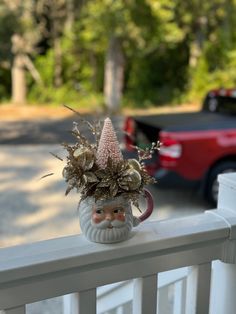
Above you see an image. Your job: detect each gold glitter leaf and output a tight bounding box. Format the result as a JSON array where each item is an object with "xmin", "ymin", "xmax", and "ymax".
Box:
[
  {"xmin": 82, "ymin": 174, "xmax": 88, "ymax": 184},
  {"xmin": 109, "ymin": 182, "xmax": 118, "ymax": 197},
  {"xmin": 97, "ymin": 180, "xmax": 110, "ymax": 188},
  {"xmin": 84, "ymin": 172, "xmax": 98, "ymax": 183},
  {"xmin": 95, "ymin": 170, "xmax": 107, "ymax": 178},
  {"xmin": 120, "ymin": 185, "xmax": 130, "ymax": 191},
  {"xmin": 65, "ymin": 185, "xmax": 73, "ymax": 196}
]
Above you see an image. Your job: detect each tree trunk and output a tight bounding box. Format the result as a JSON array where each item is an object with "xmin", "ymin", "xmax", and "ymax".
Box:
[
  {"xmin": 189, "ymin": 17, "xmax": 207, "ymax": 67},
  {"xmin": 54, "ymin": 36, "xmax": 63, "ymax": 87},
  {"xmin": 11, "ymin": 53, "xmax": 26, "ymax": 104},
  {"xmin": 65, "ymin": 0, "xmax": 75, "ymax": 31},
  {"xmin": 104, "ymin": 36, "xmax": 125, "ymax": 113},
  {"xmin": 189, "ymin": 39, "xmax": 202, "ymax": 68},
  {"xmin": 90, "ymin": 52, "xmax": 99, "ymax": 91}
]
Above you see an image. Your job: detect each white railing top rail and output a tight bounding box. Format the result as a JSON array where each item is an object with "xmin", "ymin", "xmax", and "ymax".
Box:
[
  {"xmin": 0, "ymin": 172, "xmax": 236, "ymax": 313},
  {"xmin": 0, "ymin": 211, "xmax": 229, "ymax": 309}
]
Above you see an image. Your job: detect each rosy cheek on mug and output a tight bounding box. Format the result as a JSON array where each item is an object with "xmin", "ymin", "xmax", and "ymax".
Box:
[
  {"xmin": 92, "ymin": 214, "xmax": 103, "ymax": 224},
  {"xmin": 115, "ymin": 213, "xmax": 126, "ymax": 222}
]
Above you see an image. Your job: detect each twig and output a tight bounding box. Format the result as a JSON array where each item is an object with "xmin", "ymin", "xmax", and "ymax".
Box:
[
  {"xmin": 39, "ymin": 173, "xmax": 54, "ymax": 180},
  {"xmin": 50, "ymin": 152, "xmax": 63, "ymax": 161}
]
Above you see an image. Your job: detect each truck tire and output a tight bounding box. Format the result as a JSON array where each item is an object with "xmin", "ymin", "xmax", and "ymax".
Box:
[{"xmin": 206, "ymin": 161, "xmax": 236, "ymax": 206}]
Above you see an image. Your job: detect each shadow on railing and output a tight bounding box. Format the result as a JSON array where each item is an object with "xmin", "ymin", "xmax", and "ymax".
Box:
[{"xmin": 1, "ymin": 173, "xmax": 236, "ymax": 314}]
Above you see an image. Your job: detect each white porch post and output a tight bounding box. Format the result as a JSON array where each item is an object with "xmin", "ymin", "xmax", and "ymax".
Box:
[{"xmin": 209, "ymin": 173, "xmax": 236, "ymax": 314}]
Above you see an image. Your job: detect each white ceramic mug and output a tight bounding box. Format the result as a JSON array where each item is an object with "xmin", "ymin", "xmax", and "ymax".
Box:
[{"xmin": 78, "ymin": 189, "xmax": 154, "ymax": 243}]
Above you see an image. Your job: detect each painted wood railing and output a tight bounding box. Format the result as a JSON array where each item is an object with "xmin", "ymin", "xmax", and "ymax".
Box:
[
  {"xmin": 1, "ymin": 173, "xmax": 236, "ymax": 314},
  {"xmin": 95, "ymin": 267, "xmax": 188, "ymax": 313}
]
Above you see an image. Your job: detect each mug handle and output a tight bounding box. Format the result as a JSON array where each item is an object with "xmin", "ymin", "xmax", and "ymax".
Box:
[{"xmin": 138, "ymin": 189, "xmax": 154, "ymax": 222}]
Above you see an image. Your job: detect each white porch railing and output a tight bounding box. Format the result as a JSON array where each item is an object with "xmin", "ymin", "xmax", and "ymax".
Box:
[
  {"xmin": 95, "ymin": 267, "xmax": 188, "ymax": 314},
  {"xmin": 1, "ymin": 173, "xmax": 236, "ymax": 314}
]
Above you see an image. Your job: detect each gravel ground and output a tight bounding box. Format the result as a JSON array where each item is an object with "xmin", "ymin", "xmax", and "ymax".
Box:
[{"xmin": 0, "ymin": 145, "xmax": 209, "ymax": 248}]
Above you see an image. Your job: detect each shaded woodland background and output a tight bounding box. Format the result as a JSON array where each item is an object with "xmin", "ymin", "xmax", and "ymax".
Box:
[{"xmin": 1, "ymin": 0, "xmax": 236, "ymax": 111}]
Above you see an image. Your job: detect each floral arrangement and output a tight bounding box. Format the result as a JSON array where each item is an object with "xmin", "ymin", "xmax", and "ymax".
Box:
[{"xmin": 51, "ymin": 107, "xmax": 160, "ymax": 209}]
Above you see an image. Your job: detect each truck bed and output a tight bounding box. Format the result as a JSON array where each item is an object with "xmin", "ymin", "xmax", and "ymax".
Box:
[{"xmin": 133, "ymin": 111, "xmax": 236, "ymax": 142}]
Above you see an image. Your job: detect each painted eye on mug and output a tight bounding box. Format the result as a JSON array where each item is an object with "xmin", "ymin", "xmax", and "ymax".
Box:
[
  {"xmin": 95, "ymin": 209, "xmax": 104, "ymax": 214},
  {"xmin": 113, "ymin": 207, "xmax": 124, "ymax": 214}
]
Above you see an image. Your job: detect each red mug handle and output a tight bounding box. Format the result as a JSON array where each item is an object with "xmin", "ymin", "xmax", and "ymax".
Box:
[{"xmin": 138, "ymin": 189, "xmax": 154, "ymax": 222}]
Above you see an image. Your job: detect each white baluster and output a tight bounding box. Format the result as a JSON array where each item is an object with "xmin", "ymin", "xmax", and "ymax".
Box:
[
  {"xmin": 133, "ymin": 274, "xmax": 158, "ymax": 314},
  {"xmin": 2, "ymin": 306, "xmax": 25, "ymax": 314},
  {"xmin": 157, "ymin": 285, "xmax": 171, "ymax": 314},
  {"xmin": 173, "ymin": 281, "xmax": 183, "ymax": 314},
  {"xmin": 180, "ymin": 278, "xmax": 187, "ymax": 314},
  {"xmin": 116, "ymin": 306, "xmax": 124, "ymax": 314},
  {"xmin": 185, "ymin": 262, "xmax": 211, "ymax": 314},
  {"xmin": 63, "ymin": 289, "xmax": 96, "ymax": 314}
]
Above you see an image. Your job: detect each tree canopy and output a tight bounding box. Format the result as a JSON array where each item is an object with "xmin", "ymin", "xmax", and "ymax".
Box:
[{"xmin": 0, "ymin": 0, "xmax": 236, "ymax": 108}]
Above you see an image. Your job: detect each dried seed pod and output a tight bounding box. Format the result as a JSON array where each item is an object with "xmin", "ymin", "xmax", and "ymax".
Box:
[
  {"xmin": 128, "ymin": 159, "xmax": 141, "ymax": 171},
  {"xmin": 119, "ymin": 169, "xmax": 142, "ymax": 190}
]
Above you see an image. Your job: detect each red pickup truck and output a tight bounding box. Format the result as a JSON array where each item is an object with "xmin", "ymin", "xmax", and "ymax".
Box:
[{"xmin": 124, "ymin": 89, "xmax": 236, "ymax": 205}]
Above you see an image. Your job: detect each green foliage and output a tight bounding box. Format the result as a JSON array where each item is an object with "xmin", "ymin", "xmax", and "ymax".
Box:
[
  {"xmin": 29, "ymin": 83, "xmax": 103, "ymax": 109},
  {"xmin": 0, "ymin": 68, "xmax": 11, "ymax": 100},
  {"xmin": 0, "ymin": 9, "xmax": 19, "ymax": 61},
  {"xmin": 127, "ymin": 40, "xmax": 189, "ymax": 104},
  {"xmin": 28, "ymin": 46, "xmax": 103, "ymax": 108},
  {"xmin": 188, "ymin": 8, "xmax": 236, "ymax": 103},
  {"xmin": 1, "ymin": 0, "xmax": 236, "ymax": 106},
  {"xmin": 0, "ymin": 6, "xmax": 20, "ymax": 99}
]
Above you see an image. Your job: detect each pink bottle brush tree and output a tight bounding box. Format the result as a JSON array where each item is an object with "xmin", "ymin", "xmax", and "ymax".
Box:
[{"xmin": 96, "ymin": 117, "xmax": 123, "ymax": 169}]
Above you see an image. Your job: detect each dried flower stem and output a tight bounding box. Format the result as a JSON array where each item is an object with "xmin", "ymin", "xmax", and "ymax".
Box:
[
  {"xmin": 63, "ymin": 104, "xmax": 102, "ymax": 147},
  {"xmin": 39, "ymin": 173, "xmax": 54, "ymax": 180},
  {"xmin": 136, "ymin": 141, "xmax": 161, "ymax": 162},
  {"xmin": 50, "ymin": 152, "xmax": 63, "ymax": 161}
]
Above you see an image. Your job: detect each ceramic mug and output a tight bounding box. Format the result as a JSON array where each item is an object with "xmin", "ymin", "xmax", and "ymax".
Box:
[{"xmin": 78, "ymin": 189, "xmax": 154, "ymax": 243}]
